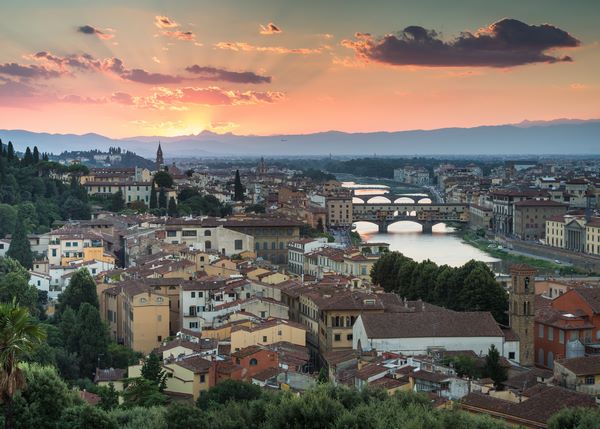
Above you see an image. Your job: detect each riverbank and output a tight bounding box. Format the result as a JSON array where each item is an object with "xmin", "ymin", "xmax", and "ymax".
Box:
[{"xmin": 460, "ymin": 229, "xmax": 582, "ymax": 275}]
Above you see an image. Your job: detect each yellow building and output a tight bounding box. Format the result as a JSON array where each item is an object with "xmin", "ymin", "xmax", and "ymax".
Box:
[
  {"xmin": 128, "ymin": 355, "xmax": 212, "ymax": 401},
  {"xmin": 101, "ymin": 280, "xmax": 170, "ymax": 354},
  {"xmin": 201, "ymin": 319, "xmax": 256, "ymax": 341},
  {"xmin": 230, "ymin": 318, "xmax": 306, "ymax": 352}
]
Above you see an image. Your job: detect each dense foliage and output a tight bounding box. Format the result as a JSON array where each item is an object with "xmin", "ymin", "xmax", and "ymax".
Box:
[
  {"xmin": 0, "ymin": 140, "xmax": 91, "ymax": 240},
  {"xmin": 176, "ymin": 189, "xmax": 232, "ymax": 217},
  {"xmin": 370, "ymin": 252, "xmax": 508, "ymax": 323}
]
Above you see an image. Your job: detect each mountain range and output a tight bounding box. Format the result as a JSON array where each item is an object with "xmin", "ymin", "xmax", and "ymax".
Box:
[{"xmin": 0, "ymin": 119, "xmax": 598, "ymax": 158}]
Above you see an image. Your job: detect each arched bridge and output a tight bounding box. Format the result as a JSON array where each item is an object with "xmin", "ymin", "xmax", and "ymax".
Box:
[
  {"xmin": 352, "ymin": 195, "xmax": 433, "ymax": 204},
  {"xmin": 352, "ymin": 203, "xmax": 469, "ymax": 233}
]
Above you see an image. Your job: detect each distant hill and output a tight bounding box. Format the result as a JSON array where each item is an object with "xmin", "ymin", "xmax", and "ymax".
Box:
[{"xmin": 1, "ymin": 120, "xmax": 598, "ymax": 157}]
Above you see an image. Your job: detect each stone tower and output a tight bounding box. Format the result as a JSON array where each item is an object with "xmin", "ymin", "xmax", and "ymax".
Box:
[
  {"xmin": 509, "ymin": 264, "xmax": 536, "ymax": 366},
  {"xmin": 156, "ymin": 142, "xmax": 164, "ymax": 171}
]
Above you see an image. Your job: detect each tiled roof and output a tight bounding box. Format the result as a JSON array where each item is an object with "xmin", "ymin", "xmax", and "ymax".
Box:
[
  {"xmin": 173, "ymin": 355, "xmax": 212, "ymax": 373},
  {"xmin": 556, "ymin": 355, "xmax": 600, "ymax": 376},
  {"xmin": 460, "ymin": 385, "xmax": 595, "ymax": 426},
  {"xmin": 360, "ymin": 310, "xmax": 503, "ymax": 339}
]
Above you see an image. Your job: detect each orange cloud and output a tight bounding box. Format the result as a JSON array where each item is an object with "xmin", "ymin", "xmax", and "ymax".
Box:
[
  {"xmin": 260, "ymin": 22, "xmax": 282, "ymax": 35},
  {"xmin": 215, "ymin": 41, "xmax": 322, "ymax": 55}
]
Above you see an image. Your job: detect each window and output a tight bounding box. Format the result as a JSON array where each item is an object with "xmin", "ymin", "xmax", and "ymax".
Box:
[
  {"xmin": 234, "ymin": 239, "xmax": 243, "ymax": 250},
  {"xmin": 156, "ymin": 297, "xmax": 164, "ymax": 303},
  {"xmin": 548, "ymin": 327, "xmax": 554, "ymax": 341},
  {"xmin": 347, "ymin": 334, "xmax": 353, "ymax": 341},
  {"xmin": 191, "ymin": 292, "xmax": 195, "ymax": 298},
  {"xmin": 271, "ymin": 242, "xmax": 276, "ymax": 250},
  {"xmin": 538, "ymin": 324, "xmax": 544, "ymax": 338},
  {"xmin": 167, "ymin": 231, "xmax": 177, "ymax": 237},
  {"xmin": 204, "ymin": 230, "xmax": 211, "ymax": 236},
  {"xmin": 334, "ymin": 334, "xmax": 341, "ymax": 341},
  {"xmin": 508, "ymin": 352, "xmax": 515, "ymax": 360},
  {"xmin": 585, "ymin": 376, "xmax": 595, "ymax": 385},
  {"xmin": 51, "ymin": 249, "xmax": 57, "ymax": 257},
  {"xmin": 189, "ymin": 322, "xmax": 198, "ymax": 329},
  {"xmin": 559, "ymin": 330, "xmax": 565, "ymax": 344},
  {"xmin": 182, "ymin": 230, "xmax": 197, "ymax": 237},
  {"xmin": 205, "ymin": 240, "xmax": 211, "ymax": 250},
  {"xmin": 249, "ymin": 358, "xmax": 258, "ymax": 366},
  {"xmin": 157, "ymin": 336, "xmax": 162, "ymax": 342},
  {"xmin": 262, "ymin": 336, "xmax": 267, "ymax": 342},
  {"xmin": 538, "ymin": 348, "xmax": 544, "ymax": 365},
  {"xmin": 200, "ymin": 374, "xmax": 205, "ymax": 383},
  {"xmin": 260, "ymin": 311, "xmax": 266, "ymax": 318}
]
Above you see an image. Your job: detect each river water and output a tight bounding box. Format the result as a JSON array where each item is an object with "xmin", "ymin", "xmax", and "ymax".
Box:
[{"xmin": 345, "ymin": 182, "xmax": 499, "ymax": 268}]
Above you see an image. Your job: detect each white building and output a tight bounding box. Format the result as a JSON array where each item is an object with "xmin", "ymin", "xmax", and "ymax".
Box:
[
  {"xmin": 287, "ymin": 238, "xmax": 328, "ymax": 275},
  {"xmin": 164, "ymin": 218, "xmax": 254, "ymax": 256},
  {"xmin": 352, "ymin": 310, "xmax": 519, "ymax": 363}
]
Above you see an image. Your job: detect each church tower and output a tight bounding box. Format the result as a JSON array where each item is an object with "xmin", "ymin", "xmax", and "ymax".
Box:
[
  {"xmin": 509, "ymin": 264, "xmax": 536, "ymax": 366},
  {"xmin": 156, "ymin": 142, "xmax": 164, "ymax": 171}
]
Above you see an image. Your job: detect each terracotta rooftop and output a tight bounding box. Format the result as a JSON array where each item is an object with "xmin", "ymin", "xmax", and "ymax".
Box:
[{"xmin": 556, "ymin": 355, "xmax": 600, "ymax": 376}]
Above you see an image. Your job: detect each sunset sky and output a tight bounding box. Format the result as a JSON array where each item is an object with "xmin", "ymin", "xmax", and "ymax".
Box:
[{"xmin": 1, "ymin": 0, "xmax": 599, "ymax": 137}]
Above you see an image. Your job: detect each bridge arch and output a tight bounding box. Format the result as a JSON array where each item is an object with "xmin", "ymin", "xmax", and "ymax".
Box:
[
  {"xmin": 387, "ymin": 220, "xmax": 426, "ymax": 231},
  {"xmin": 394, "ymin": 197, "xmax": 415, "ymax": 204},
  {"xmin": 352, "ymin": 197, "xmax": 365, "ymax": 204},
  {"xmin": 366, "ymin": 196, "xmax": 392, "ymax": 204},
  {"xmin": 417, "ymin": 197, "xmax": 432, "ymax": 204}
]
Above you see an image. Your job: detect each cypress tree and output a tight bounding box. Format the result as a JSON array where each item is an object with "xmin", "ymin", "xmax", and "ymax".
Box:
[
  {"xmin": 32, "ymin": 146, "xmax": 40, "ymax": 163},
  {"xmin": 149, "ymin": 183, "xmax": 158, "ymax": 209},
  {"xmin": 6, "ymin": 217, "xmax": 33, "ymax": 269},
  {"xmin": 23, "ymin": 147, "xmax": 33, "ymax": 166},
  {"xmin": 42, "ymin": 153, "xmax": 49, "ymax": 162},
  {"xmin": 7, "ymin": 141, "xmax": 14, "ymax": 161},
  {"xmin": 158, "ymin": 187, "xmax": 167, "ymax": 209},
  {"xmin": 233, "ymin": 169, "xmax": 245, "ymax": 201},
  {"xmin": 167, "ymin": 197, "xmax": 177, "ymax": 217}
]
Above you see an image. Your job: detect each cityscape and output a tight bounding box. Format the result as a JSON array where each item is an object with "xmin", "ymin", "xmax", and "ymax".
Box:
[{"xmin": 0, "ymin": 1, "xmax": 599, "ymax": 428}]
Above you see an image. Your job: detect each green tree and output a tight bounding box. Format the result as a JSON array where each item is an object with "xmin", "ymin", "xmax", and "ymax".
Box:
[
  {"xmin": 0, "ymin": 205, "xmax": 17, "ymax": 238},
  {"xmin": 106, "ymin": 343, "xmax": 142, "ymax": 369},
  {"xmin": 122, "ymin": 378, "xmax": 167, "ymax": 408},
  {"xmin": 6, "ymin": 142, "xmax": 14, "ymax": 162},
  {"xmin": 459, "ymin": 264, "xmax": 508, "ymax": 323},
  {"xmin": 21, "ymin": 148, "xmax": 33, "ymax": 166},
  {"xmin": 233, "ymin": 170, "xmax": 245, "ymax": 202},
  {"xmin": 6, "ymin": 218, "xmax": 32, "ymax": 269},
  {"xmin": 32, "ymin": 147, "xmax": 39, "ymax": 164},
  {"xmin": 197, "ymin": 380, "xmax": 263, "ymax": 409},
  {"xmin": 110, "ymin": 190, "xmax": 125, "ymax": 212},
  {"xmin": 316, "ymin": 217, "xmax": 324, "ymax": 233},
  {"xmin": 0, "ymin": 303, "xmax": 46, "ymax": 429},
  {"xmin": 158, "ymin": 187, "xmax": 167, "ymax": 209},
  {"xmin": 75, "ymin": 303, "xmax": 108, "ymax": 378},
  {"xmin": 548, "ymin": 407, "xmax": 600, "ymax": 429},
  {"xmin": 0, "ymin": 258, "xmax": 38, "ymax": 315},
  {"xmin": 244, "ymin": 204, "xmax": 265, "ymax": 214},
  {"xmin": 108, "ymin": 406, "xmax": 166, "ymax": 429},
  {"xmin": 58, "ymin": 269, "xmax": 98, "ymax": 313},
  {"xmin": 167, "ymin": 197, "xmax": 177, "ymax": 217},
  {"xmin": 153, "ymin": 171, "xmax": 173, "ymax": 188},
  {"xmin": 98, "ymin": 383, "xmax": 119, "ymax": 411},
  {"xmin": 484, "ymin": 345, "xmax": 507, "ymax": 388},
  {"xmin": 59, "ymin": 405, "xmax": 117, "ymax": 429},
  {"xmin": 149, "ymin": 184, "xmax": 157, "ymax": 209},
  {"xmin": 141, "ymin": 352, "xmax": 167, "ymax": 392}
]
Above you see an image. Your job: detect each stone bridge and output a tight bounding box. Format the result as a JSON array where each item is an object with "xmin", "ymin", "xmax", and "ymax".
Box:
[
  {"xmin": 352, "ymin": 202, "xmax": 469, "ymax": 233},
  {"xmin": 352, "ymin": 194, "xmax": 433, "ymax": 204}
]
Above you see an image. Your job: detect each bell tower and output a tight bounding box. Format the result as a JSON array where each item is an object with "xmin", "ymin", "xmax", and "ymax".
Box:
[
  {"xmin": 156, "ymin": 142, "xmax": 164, "ymax": 171},
  {"xmin": 509, "ymin": 264, "xmax": 536, "ymax": 366}
]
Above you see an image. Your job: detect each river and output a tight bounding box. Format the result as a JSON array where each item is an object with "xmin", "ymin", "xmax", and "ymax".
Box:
[{"xmin": 344, "ymin": 182, "xmax": 500, "ymax": 268}]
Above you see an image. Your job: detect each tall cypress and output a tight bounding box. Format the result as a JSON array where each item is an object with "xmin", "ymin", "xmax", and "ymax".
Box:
[
  {"xmin": 7, "ymin": 142, "xmax": 14, "ymax": 161},
  {"xmin": 149, "ymin": 183, "xmax": 158, "ymax": 209},
  {"xmin": 233, "ymin": 169, "xmax": 245, "ymax": 202},
  {"xmin": 23, "ymin": 147, "xmax": 33, "ymax": 166},
  {"xmin": 167, "ymin": 197, "xmax": 177, "ymax": 217},
  {"xmin": 32, "ymin": 146, "xmax": 40, "ymax": 163},
  {"xmin": 7, "ymin": 217, "xmax": 33, "ymax": 269},
  {"xmin": 158, "ymin": 187, "xmax": 167, "ymax": 209}
]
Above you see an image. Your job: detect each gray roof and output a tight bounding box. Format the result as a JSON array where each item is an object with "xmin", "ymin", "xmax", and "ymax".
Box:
[{"xmin": 360, "ymin": 310, "xmax": 504, "ymax": 339}]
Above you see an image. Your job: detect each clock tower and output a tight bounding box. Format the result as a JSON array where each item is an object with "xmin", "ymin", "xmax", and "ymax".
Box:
[{"xmin": 510, "ymin": 264, "xmax": 536, "ymax": 366}]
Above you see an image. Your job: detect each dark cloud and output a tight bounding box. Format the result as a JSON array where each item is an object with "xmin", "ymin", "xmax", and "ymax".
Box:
[
  {"xmin": 77, "ymin": 25, "xmax": 114, "ymax": 40},
  {"xmin": 0, "ymin": 62, "xmax": 62, "ymax": 79},
  {"xmin": 120, "ymin": 68, "xmax": 184, "ymax": 84},
  {"xmin": 342, "ymin": 18, "xmax": 580, "ymax": 67},
  {"xmin": 260, "ymin": 22, "xmax": 282, "ymax": 35},
  {"xmin": 185, "ymin": 65, "xmax": 271, "ymax": 84}
]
